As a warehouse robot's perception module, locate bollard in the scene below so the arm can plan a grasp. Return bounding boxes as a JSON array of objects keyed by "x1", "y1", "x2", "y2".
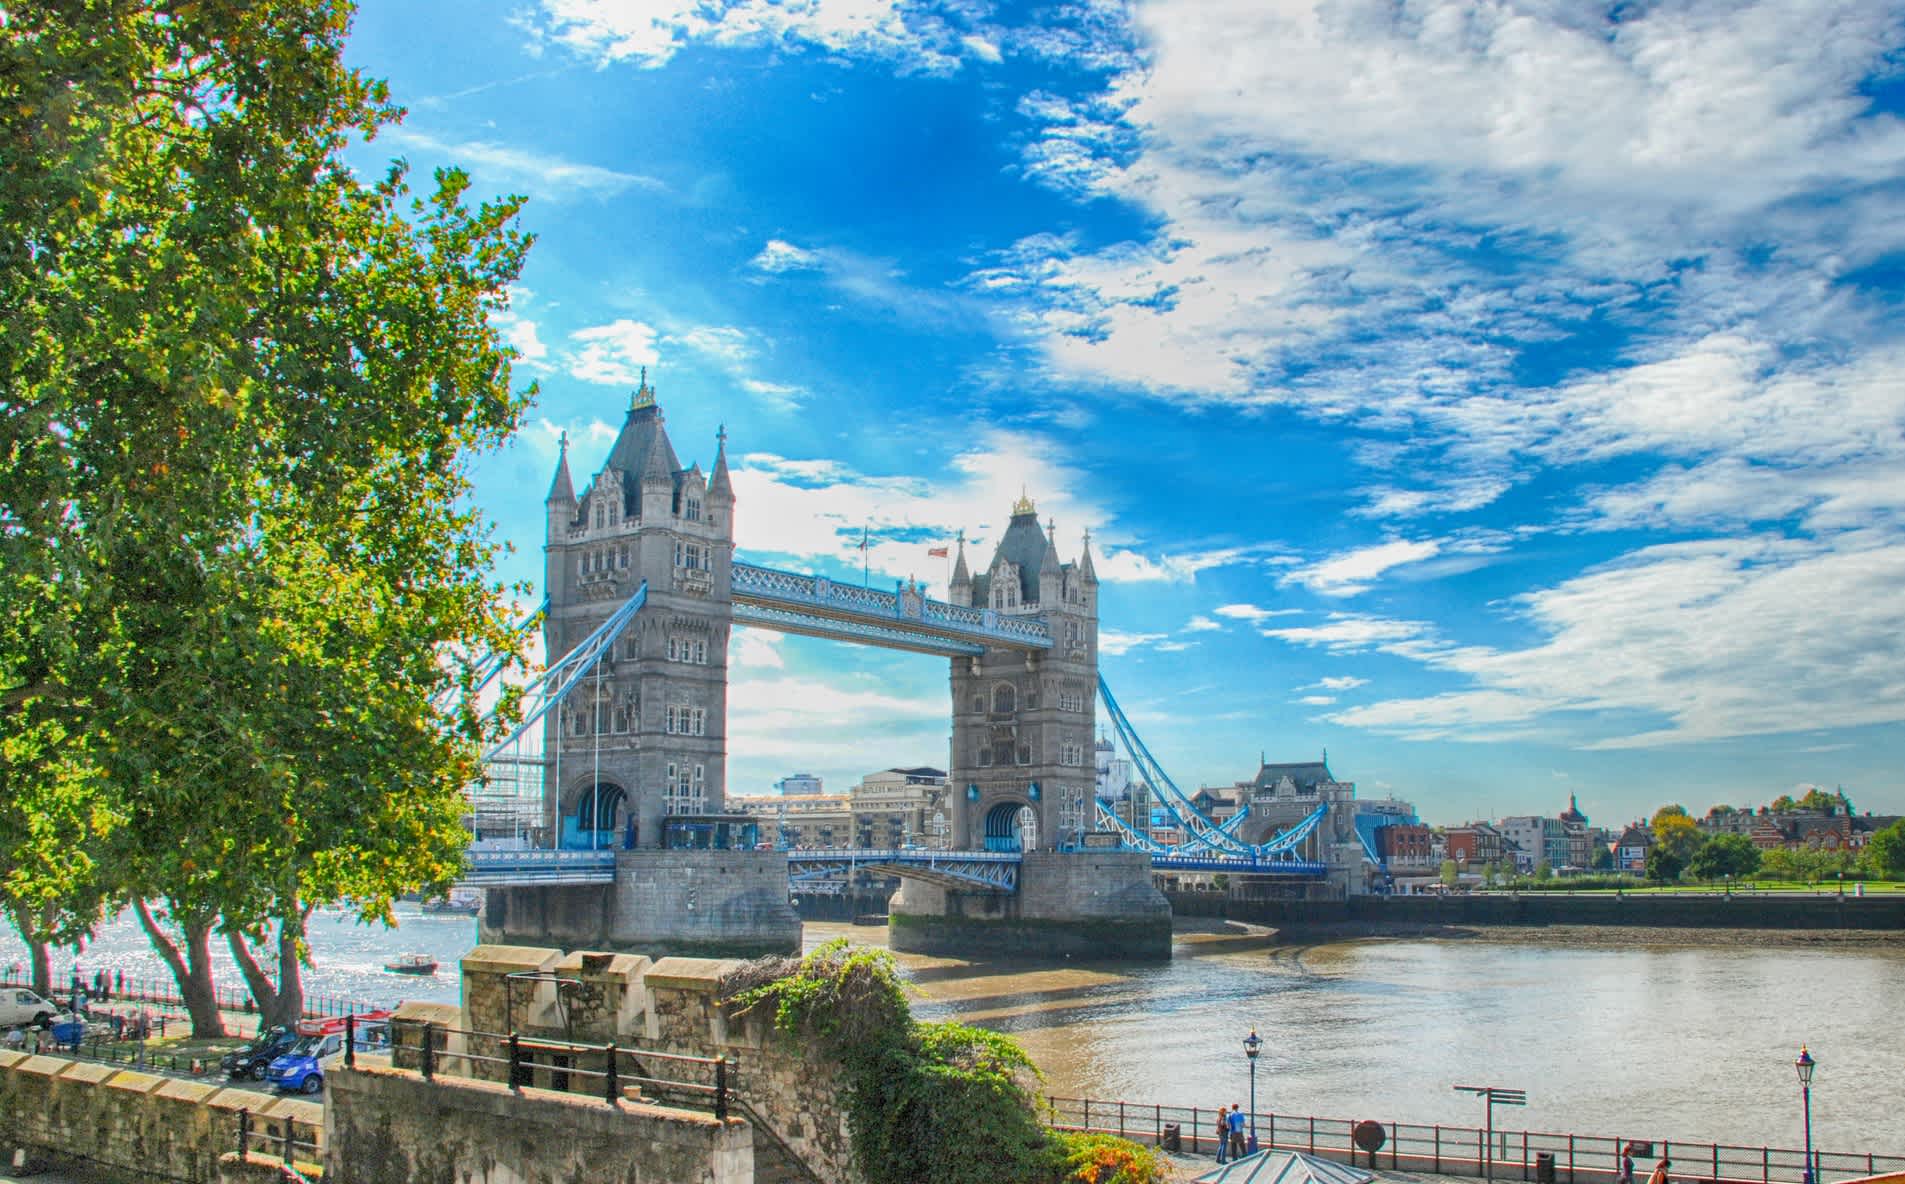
[
  {"x1": 282, "y1": 1120, "x2": 294, "y2": 1167},
  {"x1": 237, "y1": 1109, "x2": 251, "y2": 1159},
  {"x1": 508, "y1": 1032, "x2": 523, "y2": 1089},
  {"x1": 345, "y1": 1014, "x2": 355, "y2": 1069},
  {"x1": 604, "y1": 1044, "x2": 620, "y2": 1103},
  {"x1": 420, "y1": 1022, "x2": 435, "y2": 1080},
  {"x1": 715, "y1": 1056, "x2": 728, "y2": 1121}
]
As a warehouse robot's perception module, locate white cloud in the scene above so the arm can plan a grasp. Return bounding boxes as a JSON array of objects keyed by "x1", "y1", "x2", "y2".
[
  {"x1": 568, "y1": 319, "x2": 659, "y2": 386},
  {"x1": 525, "y1": 0, "x2": 959, "y2": 72},
  {"x1": 960, "y1": 34, "x2": 1001, "y2": 63},
  {"x1": 1295, "y1": 695, "x2": 1335, "y2": 706},
  {"x1": 386, "y1": 130, "x2": 661, "y2": 201},
  {"x1": 742, "y1": 379, "x2": 807, "y2": 413},
  {"x1": 751, "y1": 239, "x2": 822, "y2": 273},
  {"x1": 1265, "y1": 536, "x2": 1905, "y2": 748},
  {"x1": 1099, "y1": 629, "x2": 1169, "y2": 656},
  {"x1": 1183, "y1": 615, "x2": 1222, "y2": 632},
  {"x1": 1283, "y1": 539, "x2": 1441, "y2": 597},
  {"x1": 731, "y1": 628, "x2": 787, "y2": 670},
  {"x1": 1306, "y1": 676, "x2": 1368, "y2": 692},
  {"x1": 1213, "y1": 603, "x2": 1300, "y2": 622}
]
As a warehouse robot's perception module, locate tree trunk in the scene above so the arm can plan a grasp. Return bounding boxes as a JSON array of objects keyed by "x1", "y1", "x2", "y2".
[
  {"x1": 4, "y1": 900, "x2": 52, "y2": 995},
  {"x1": 225, "y1": 904, "x2": 309, "y2": 1029},
  {"x1": 133, "y1": 898, "x2": 226, "y2": 1037}
]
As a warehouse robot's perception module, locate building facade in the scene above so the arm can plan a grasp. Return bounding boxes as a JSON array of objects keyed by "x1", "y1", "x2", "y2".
[
  {"x1": 851, "y1": 767, "x2": 950, "y2": 848},
  {"x1": 541, "y1": 380, "x2": 735, "y2": 848},
  {"x1": 727, "y1": 793, "x2": 853, "y2": 849}
]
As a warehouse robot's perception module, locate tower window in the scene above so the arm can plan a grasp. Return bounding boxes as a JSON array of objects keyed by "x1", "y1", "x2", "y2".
[
  {"x1": 992, "y1": 684, "x2": 1016, "y2": 714},
  {"x1": 685, "y1": 497, "x2": 702, "y2": 522}
]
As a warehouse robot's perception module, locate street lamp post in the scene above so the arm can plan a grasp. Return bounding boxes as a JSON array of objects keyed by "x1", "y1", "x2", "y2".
[
  {"x1": 1243, "y1": 1030, "x2": 1262, "y2": 1155},
  {"x1": 1795, "y1": 1047, "x2": 1816, "y2": 1184}
]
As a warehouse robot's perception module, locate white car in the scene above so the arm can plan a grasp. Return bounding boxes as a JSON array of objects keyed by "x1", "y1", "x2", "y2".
[{"x1": 0, "y1": 987, "x2": 59, "y2": 1030}]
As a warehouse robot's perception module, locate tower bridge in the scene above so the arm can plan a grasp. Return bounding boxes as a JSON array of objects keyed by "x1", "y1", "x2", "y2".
[{"x1": 471, "y1": 380, "x2": 1340, "y2": 961}]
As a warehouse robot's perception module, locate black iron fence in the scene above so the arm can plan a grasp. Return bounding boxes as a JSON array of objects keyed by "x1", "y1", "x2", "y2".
[
  {"x1": 372, "y1": 1016, "x2": 731, "y2": 1119},
  {"x1": 1, "y1": 966, "x2": 383, "y2": 1022},
  {"x1": 1042, "y1": 1097, "x2": 1905, "y2": 1184},
  {"x1": 234, "y1": 1106, "x2": 322, "y2": 1178}
]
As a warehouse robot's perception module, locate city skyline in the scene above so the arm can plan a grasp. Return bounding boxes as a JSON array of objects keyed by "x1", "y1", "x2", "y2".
[{"x1": 341, "y1": 0, "x2": 1905, "y2": 823}]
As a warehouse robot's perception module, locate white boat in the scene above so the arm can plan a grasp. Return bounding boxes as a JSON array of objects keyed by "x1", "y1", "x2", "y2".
[{"x1": 382, "y1": 954, "x2": 438, "y2": 976}]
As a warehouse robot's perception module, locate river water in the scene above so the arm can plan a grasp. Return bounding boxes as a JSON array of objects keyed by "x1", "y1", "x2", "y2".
[{"x1": 4, "y1": 914, "x2": 1899, "y2": 1155}]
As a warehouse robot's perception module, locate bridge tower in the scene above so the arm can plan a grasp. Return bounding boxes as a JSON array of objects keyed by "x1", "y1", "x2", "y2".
[
  {"x1": 945, "y1": 494, "x2": 1100, "y2": 852},
  {"x1": 540, "y1": 375, "x2": 735, "y2": 848}
]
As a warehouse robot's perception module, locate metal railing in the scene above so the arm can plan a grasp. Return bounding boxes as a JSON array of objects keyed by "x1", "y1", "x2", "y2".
[
  {"x1": 377, "y1": 1017, "x2": 731, "y2": 1119},
  {"x1": 235, "y1": 1107, "x2": 323, "y2": 1176},
  {"x1": 1040, "y1": 1097, "x2": 1905, "y2": 1184},
  {"x1": 0, "y1": 967, "x2": 383, "y2": 1022}
]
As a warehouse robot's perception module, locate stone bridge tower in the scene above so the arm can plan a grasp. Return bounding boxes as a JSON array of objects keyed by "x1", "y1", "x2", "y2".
[
  {"x1": 540, "y1": 377, "x2": 735, "y2": 848},
  {"x1": 944, "y1": 494, "x2": 1099, "y2": 852}
]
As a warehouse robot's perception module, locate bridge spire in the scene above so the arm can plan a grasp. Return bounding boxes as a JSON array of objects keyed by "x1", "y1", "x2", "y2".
[
  {"x1": 1078, "y1": 526, "x2": 1098, "y2": 585},
  {"x1": 546, "y1": 430, "x2": 575, "y2": 505},
  {"x1": 709, "y1": 422, "x2": 735, "y2": 504},
  {"x1": 949, "y1": 529, "x2": 971, "y2": 601}
]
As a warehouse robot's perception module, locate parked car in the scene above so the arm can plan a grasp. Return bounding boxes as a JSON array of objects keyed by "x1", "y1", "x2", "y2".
[
  {"x1": 264, "y1": 1014, "x2": 392, "y2": 1094},
  {"x1": 0, "y1": 987, "x2": 59, "y2": 1030},
  {"x1": 221, "y1": 1025, "x2": 298, "y2": 1081}
]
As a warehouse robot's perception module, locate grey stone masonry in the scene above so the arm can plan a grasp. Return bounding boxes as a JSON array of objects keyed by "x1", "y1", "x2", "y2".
[
  {"x1": 542, "y1": 378, "x2": 737, "y2": 845},
  {"x1": 945, "y1": 494, "x2": 1100, "y2": 852}
]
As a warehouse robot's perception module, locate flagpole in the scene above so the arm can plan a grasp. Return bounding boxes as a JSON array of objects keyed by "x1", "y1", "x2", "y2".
[{"x1": 861, "y1": 523, "x2": 870, "y2": 588}]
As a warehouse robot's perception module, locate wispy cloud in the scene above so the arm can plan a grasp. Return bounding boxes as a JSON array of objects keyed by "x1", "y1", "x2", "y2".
[
  {"x1": 1283, "y1": 539, "x2": 1441, "y2": 598},
  {"x1": 522, "y1": 0, "x2": 965, "y2": 73},
  {"x1": 569, "y1": 319, "x2": 658, "y2": 386},
  {"x1": 386, "y1": 130, "x2": 662, "y2": 201}
]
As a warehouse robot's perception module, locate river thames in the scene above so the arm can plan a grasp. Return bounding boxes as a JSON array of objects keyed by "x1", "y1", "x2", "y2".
[{"x1": 5, "y1": 913, "x2": 1900, "y2": 1155}]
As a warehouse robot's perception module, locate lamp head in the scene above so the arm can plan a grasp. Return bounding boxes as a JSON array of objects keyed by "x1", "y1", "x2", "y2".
[
  {"x1": 1795, "y1": 1046, "x2": 1815, "y2": 1087},
  {"x1": 1244, "y1": 1030, "x2": 1262, "y2": 1060}
]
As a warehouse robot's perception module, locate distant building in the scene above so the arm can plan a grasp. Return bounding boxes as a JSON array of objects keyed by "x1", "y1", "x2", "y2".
[
  {"x1": 1445, "y1": 822, "x2": 1505, "y2": 868},
  {"x1": 1377, "y1": 823, "x2": 1435, "y2": 870},
  {"x1": 1612, "y1": 823, "x2": 1652, "y2": 873},
  {"x1": 776, "y1": 772, "x2": 823, "y2": 797},
  {"x1": 1500, "y1": 814, "x2": 1571, "y2": 871},
  {"x1": 727, "y1": 792, "x2": 851, "y2": 849},
  {"x1": 851, "y1": 767, "x2": 949, "y2": 849}
]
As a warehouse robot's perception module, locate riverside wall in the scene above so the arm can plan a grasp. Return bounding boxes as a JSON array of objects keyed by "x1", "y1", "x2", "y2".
[
  {"x1": 0, "y1": 1050, "x2": 322, "y2": 1183},
  {"x1": 1167, "y1": 891, "x2": 1905, "y2": 930},
  {"x1": 324, "y1": 1055, "x2": 753, "y2": 1184},
  {"x1": 479, "y1": 848, "x2": 801, "y2": 958},
  {"x1": 889, "y1": 850, "x2": 1173, "y2": 960}
]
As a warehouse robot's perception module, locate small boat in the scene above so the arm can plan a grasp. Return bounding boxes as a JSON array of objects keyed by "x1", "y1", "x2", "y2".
[
  {"x1": 420, "y1": 890, "x2": 481, "y2": 915},
  {"x1": 383, "y1": 954, "x2": 438, "y2": 976}
]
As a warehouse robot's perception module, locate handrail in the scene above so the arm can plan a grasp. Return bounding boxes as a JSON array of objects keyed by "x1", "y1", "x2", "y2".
[
  {"x1": 729, "y1": 1094, "x2": 826, "y2": 1183},
  {"x1": 1039, "y1": 1095, "x2": 1905, "y2": 1184}
]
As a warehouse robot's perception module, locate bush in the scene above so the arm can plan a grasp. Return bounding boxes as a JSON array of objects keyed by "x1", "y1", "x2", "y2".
[
  {"x1": 731, "y1": 939, "x2": 1160, "y2": 1184},
  {"x1": 1047, "y1": 1131, "x2": 1171, "y2": 1184}
]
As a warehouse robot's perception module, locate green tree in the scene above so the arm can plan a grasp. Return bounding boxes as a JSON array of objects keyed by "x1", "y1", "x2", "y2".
[
  {"x1": 1797, "y1": 788, "x2": 1839, "y2": 813},
  {"x1": 2, "y1": 3, "x2": 532, "y2": 1032},
  {"x1": 1589, "y1": 844, "x2": 1615, "y2": 871},
  {"x1": 1688, "y1": 834, "x2": 1761, "y2": 881},
  {"x1": 1770, "y1": 794, "x2": 1799, "y2": 813},
  {"x1": 1860, "y1": 819, "x2": 1905, "y2": 879},
  {"x1": 1534, "y1": 859, "x2": 1553, "y2": 881},
  {"x1": 1646, "y1": 843, "x2": 1687, "y2": 883},
  {"x1": 1440, "y1": 859, "x2": 1459, "y2": 888}
]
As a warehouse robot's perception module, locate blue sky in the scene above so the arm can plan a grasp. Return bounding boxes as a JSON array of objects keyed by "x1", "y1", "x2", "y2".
[{"x1": 344, "y1": 0, "x2": 1905, "y2": 826}]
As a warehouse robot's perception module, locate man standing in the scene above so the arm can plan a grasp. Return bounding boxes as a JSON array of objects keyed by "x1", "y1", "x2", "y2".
[{"x1": 1229, "y1": 1103, "x2": 1248, "y2": 1160}]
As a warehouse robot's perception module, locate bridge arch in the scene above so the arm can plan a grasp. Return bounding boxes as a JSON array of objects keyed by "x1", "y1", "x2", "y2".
[
  {"x1": 568, "y1": 781, "x2": 632, "y2": 848},
  {"x1": 983, "y1": 800, "x2": 1035, "y2": 853}
]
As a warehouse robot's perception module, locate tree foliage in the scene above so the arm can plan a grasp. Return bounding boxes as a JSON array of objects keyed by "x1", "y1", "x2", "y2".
[
  {"x1": 1688, "y1": 834, "x2": 1761, "y2": 881},
  {"x1": 2, "y1": 2, "x2": 534, "y2": 1029},
  {"x1": 732, "y1": 939, "x2": 1160, "y2": 1184},
  {"x1": 1864, "y1": 819, "x2": 1905, "y2": 879}
]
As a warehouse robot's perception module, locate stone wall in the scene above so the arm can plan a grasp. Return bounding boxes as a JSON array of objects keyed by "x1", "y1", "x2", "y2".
[
  {"x1": 890, "y1": 851, "x2": 1172, "y2": 960},
  {"x1": 457, "y1": 945, "x2": 856, "y2": 1184},
  {"x1": 481, "y1": 849, "x2": 801, "y2": 958},
  {"x1": 325, "y1": 1055, "x2": 752, "y2": 1184},
  {"x1": 1167, "y1": 891, "x2": 1905, "y2": 930},
  {"x1": 0, "y1": 1051, "x2": 322, "y2": 1183}
]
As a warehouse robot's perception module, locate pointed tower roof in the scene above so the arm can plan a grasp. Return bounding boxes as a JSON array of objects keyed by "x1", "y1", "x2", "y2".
[
  {"x1": 708, "y1": 424, "x2": 735, "y2": 502},
  {"x1": 988, "y1": 491, "x2": 1054, "y2": 603},
  {"x1": 547, "y1": 431, "x2": 575, "y2": 504},
  {"x1": 603, "y1": 369, "x2": 683, "y2": 494},
  {"x1": 950, "y1": 530, "x2": 970, "y2": 585},
  {"x1": 1042, "y1": 517, "x2": 1062, "y2": 566},
  {"x1": 1079, "y1": 527, "x2": 1098, "y2": 584}
]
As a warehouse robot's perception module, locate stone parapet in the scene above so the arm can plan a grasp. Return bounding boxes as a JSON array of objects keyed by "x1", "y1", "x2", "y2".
[
  {"x1": 889, "y1": 850, "x2": 1172, "y2": 961},
  {"x1": 0, "y1": 1050, "x2": 321, "y2": 1184}
]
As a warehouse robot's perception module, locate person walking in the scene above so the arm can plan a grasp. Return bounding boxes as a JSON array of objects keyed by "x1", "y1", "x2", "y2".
[
  {"x1": 1646, "y1": 1157, "x2": 1671, "y2": 1184},
  {"x1": 1619, "y1": 1148, "x2": 1635, "y2": 1184},
  {"x1": 1228, "y1": 1102, "x2": 1248, "y2": 1160},
  {"x1": 1215, "y1": 1105, "x2": 1230, "y2": 1163}
]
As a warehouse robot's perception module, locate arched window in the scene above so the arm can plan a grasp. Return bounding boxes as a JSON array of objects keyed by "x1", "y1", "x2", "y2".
[{"x1": 992, "y1": 684, "x2": 1016, "y2": 714}]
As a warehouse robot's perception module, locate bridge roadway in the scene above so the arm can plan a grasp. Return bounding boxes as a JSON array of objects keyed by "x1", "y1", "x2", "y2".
[{"x1": 461, "y1": 846, "x2": 1327, "y2": 891}]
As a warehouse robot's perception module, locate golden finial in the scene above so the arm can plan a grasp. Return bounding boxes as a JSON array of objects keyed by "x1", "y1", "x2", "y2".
[
  {"x1": 1012, "y1": 486, "x2": 1036, "y2": 516},
  {"x1": 631, "y1": 366, "x2": 656, "y2": 410}
]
